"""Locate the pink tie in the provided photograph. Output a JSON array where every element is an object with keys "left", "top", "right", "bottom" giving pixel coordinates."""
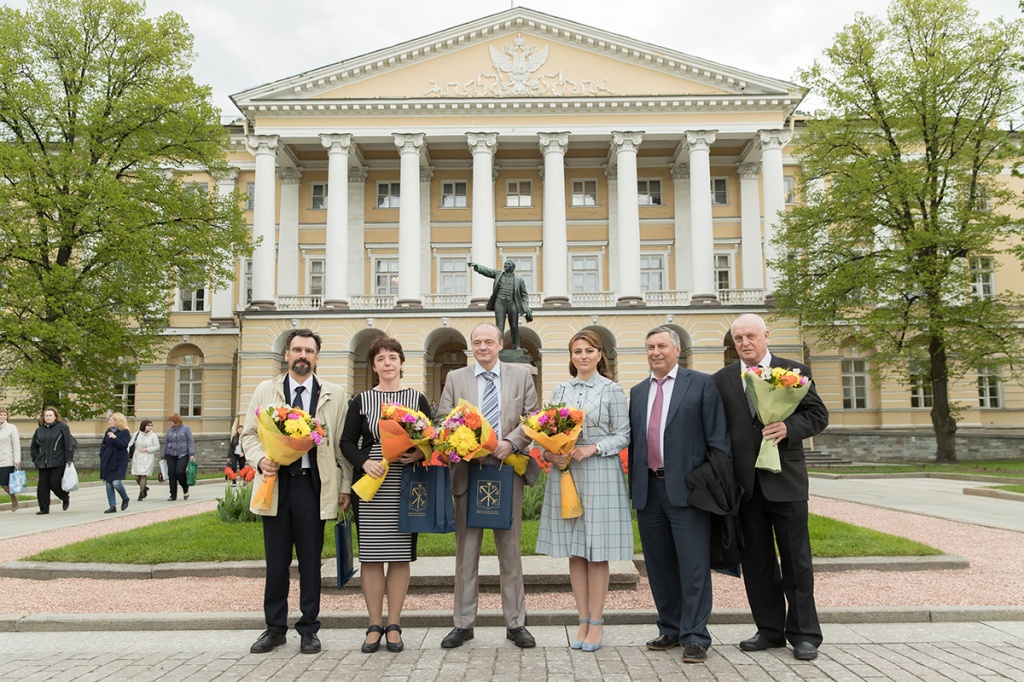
[{"left": 647, "top": 376, "right": 668, "bottom": 471}]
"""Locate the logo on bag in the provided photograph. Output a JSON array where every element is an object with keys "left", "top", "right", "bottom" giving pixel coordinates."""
[
  {"left": 410, "top": 482, "right": 428, "bottom": 512},
  {"left": 476, "top": 479, "right": 502, "bottom": 511}
]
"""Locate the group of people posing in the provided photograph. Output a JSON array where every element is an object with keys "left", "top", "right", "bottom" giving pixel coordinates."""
[
  {"left": 0, "top": 408, "right": 198, "bottom": 515},
  {"left": 243, "top": 313, "right": 829, "bottom": 664}
]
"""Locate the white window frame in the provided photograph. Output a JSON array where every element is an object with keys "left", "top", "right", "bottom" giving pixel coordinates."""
[
  {"left": 638, "top": 179, "right": 662, "bottom": 207},
  {"left": 185, "top": 182, "right": 209, "bottom": 195},
  {"left": 977, "top": 368, "right": 1002, "bottom": 409},
  {"left": 969, "top": 257, "right": 995, "bottom": 301},
  {"left": 909, "top": 359, "right": 933, "bottom": 409},
  {"left": 710, "top": 177, "right": 729, "bottom": 205},
  {"left": 372, "top": 256, "right": 400, "bottom": 295},
  {"left": 506, "top": 180, "right": 532, "bottom": 208},
  {"left": 570, "top": 253, "right": 602, "bottom": 292},
  {"left": 441, "top": 180, "right": 468, "bottom": 208},
  {"left": 841, "top": 358, "right": 869, "bottom": 410},
  {"left": 783, "top": 176, "right": 796, "bottom": 205},
  {"left": 245, "top": 182, "right": 255, "bottom": 210},
  {"left": 178, "top": 287, "right": 206, "bottom": 312},
  {"left": 640, "top": 252, "right": 666, "bottom": 292},
  {"left": 377, "top": 182, "right": 400, "bottom": 209},
  {"left": 241, "top": 258, "right": 253, "bottom": 307},
  {"left": 307, "top": 258, "right": 326, "bottom": 297},
  {"left": 437, "top": 255, "right": 469, "bottom": 294},
  {"left": 116, "top": 373, "right": 137, "bottom": 418},
  {"left": 571, "top": 179, "right": 598, "bottom": 207},
  {"left": 713, "top": 253, "right": 734, "bottom": 292},
  {"left": 176, "top": 356, "right": 203, "bottom": 418},
  {"left": 310, "top": 183, "right": 328, "bottom": 210}
]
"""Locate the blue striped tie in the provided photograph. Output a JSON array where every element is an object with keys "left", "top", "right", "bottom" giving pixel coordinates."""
[{"left": 481, "top": 371, "right": 500, "bottom": 439}]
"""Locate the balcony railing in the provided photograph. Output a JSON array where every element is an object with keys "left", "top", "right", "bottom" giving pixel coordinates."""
[
  {"left": 423, "top": 293, "right": 470, "bottom": 308},
  {"left": 350, "top": 294, "right": 397, "bottom": 310},
  {"left": 718, "top": 288, "right": 767, "bottom": 305},
  {"left": 570, "top": 291, "right": 618, "bottom": 306},
  {"left": 277, "top": 295, "right": 322, "bottom": 310},
  {"left": 643, "top": 290, "right": 693, "bottom": 306}
]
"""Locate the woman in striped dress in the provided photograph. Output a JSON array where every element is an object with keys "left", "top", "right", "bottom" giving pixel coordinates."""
[
  {"left": 535, "top": 329, "right": 631, "bottom": 652},
  {"left": 341, "top": 337, "right": 431, "bottom": 654}
]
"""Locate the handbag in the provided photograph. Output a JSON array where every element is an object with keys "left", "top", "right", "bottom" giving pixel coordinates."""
[
  {"left": 128, "top": 433, "right": 137, "bottom": 458},
  {"left": 158, "top": 459, "right": 168, "bottom": 482},
  {"left": 8, "top": 468, "right": 27, "bottom": 495},
  {"left": 186, "top": 460, "right": 197, "bottom": 486},
  {"left": 398, "top": 464, "right": 456, "bottom": 534},
  {"left": 61, "top": 462, "right": 80, "bottom": 492},
  {"left": 334, "top": 515, "right": 357, "bottom": 588},
  {"left": 465, "top": 462, "right": 514, "bottom": 530}
]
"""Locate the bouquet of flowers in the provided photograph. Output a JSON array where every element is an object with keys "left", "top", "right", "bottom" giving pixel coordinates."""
[
  {"left": 744, "top": 366, "right": 813, "bottom": 473},
  {"left": 521, "top": 403, "right": 585, "bottom": 519},
  {"left": 431, "top": 399, "right": 497, "bottom": 466},
  {"left": 352, "top": 403, "right": 437, "bottom": 502},
  {"left": 251, "top": 404, "right": 326, "bottom": 510}
]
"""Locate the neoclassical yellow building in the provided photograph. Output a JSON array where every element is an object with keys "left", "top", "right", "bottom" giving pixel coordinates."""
[{"left": 92, "top": 7, "right": 1022, "bottom": 459}]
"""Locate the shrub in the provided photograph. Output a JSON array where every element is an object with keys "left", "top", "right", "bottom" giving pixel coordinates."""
[
  {"left": 216, "top": 482, "right": 259, "bottom": 523},
  {"left": 522, "top": 471, "right": 547, "bottom": 521}
]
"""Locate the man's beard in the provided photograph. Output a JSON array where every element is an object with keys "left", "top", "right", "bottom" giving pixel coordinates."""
[{"left": 291, "top": 360, "right": 312, "bottom": 376}]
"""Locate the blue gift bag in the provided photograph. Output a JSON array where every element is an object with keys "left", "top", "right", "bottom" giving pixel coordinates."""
[
  {"left": 8, "top": 469, "right": 27, "bottom": 495},
  {"left": 465, "top": 462, "right": 514, "bottom": 530},
  {"left": 334, "top": 515, "right": 357, "bottom": 589},
  {"left": 399, "top": 464, "right": 456, "bottom": 534}
]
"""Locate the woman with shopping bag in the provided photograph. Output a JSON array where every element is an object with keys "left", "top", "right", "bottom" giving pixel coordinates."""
[
  {"left": 162, "top": 413, "right": 195, "bottom": 501},
  {"left": 29, "top": 406, "right": 74, "bottom": 515},
  {"left": 129, "top": 420, "right": 159, "bottom": 501},
  {"left": 0, "top": 407, "right": 22, "bottom": 511}
]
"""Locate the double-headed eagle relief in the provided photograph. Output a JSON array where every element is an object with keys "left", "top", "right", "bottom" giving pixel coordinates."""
[{"left": 424, "top": 34, "right": 613, "bottom": 98}]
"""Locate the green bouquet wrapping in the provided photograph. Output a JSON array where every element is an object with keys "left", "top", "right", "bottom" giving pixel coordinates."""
[{"left": 744, "top": 366, "right": 813, "bottom": 474}]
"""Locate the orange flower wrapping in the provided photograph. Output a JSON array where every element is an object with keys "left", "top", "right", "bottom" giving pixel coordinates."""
[
  {"left": 251, "top": 409, "right": 316, "bottom": 511},
  {"left": 378, "top": 419, "right": 433, "bottom": 461}
]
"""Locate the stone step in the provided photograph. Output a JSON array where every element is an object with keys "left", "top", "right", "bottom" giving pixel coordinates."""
[{"left": 805, "top": 449, "right": 854, "bottom": 466}]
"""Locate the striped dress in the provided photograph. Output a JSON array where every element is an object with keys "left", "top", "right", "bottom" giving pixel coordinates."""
[
  {"left": 340, "top": 388, "right": 430, "bottom": 563},
  {"left": 535, "top": 374, "right": 633, "bottom": 562}
]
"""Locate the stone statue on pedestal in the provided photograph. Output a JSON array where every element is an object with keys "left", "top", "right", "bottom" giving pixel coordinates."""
[{"left": 468, "top": 260, "right": 533, "bottom": 350}]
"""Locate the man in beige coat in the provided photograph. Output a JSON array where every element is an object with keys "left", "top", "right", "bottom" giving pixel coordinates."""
[
  {"left": 242, "top": 328, "right": 353, "bottom": 655},
  {"left": 437, "top": 323, "right": 541, "bottom": 649}
]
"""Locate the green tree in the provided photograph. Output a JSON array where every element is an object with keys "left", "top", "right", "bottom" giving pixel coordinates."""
[
  {"left": 774, "top": 0, "right": 1024, "bottom": 462},
  {"left": 0, "top": 0, "right": 249, "bottom": 419}
]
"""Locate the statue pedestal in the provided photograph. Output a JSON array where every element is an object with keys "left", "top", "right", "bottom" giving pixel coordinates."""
[{"left": 499, "top": 348, "right": 532, "bottom": 364}]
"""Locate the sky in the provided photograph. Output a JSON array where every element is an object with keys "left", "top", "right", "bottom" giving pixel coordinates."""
[{"left": 3, "top": 0, "right": 1023, "bottom": 117}]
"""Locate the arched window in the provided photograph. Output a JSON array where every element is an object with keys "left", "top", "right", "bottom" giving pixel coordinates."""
[{"left": 169, "top": 345, "right": 204, "bottom": 417}]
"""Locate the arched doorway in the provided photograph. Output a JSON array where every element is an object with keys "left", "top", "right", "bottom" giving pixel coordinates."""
[
  {"left": 350, "top": 328, "right": 388, "bottom": 395},
  {"left": 423, "top": 327, "right": 469, "bottom": 404}
]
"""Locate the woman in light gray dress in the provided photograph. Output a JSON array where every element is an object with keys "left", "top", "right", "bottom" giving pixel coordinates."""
[{"left": 535, "top": 329, "right": 631, "bottom": 651}]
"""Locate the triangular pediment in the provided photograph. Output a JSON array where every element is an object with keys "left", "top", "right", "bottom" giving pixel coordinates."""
[{"left": 232, "top": 7, "right": 801, "bottom": 108}]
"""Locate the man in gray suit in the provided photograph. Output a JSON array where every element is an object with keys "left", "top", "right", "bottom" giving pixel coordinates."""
[
  {"left": 628, "top": 326, "right": 732, "bottom": 664},
  {"left": 436, "top": 322, "right": 541, "bottom": 649}
]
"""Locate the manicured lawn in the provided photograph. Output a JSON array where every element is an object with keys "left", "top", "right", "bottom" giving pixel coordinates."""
[
  {"left": 994, "top": 485, "right": 1024, "bottom": 495},
  {"left": 25, "top": 511, "right": 940, "bottom": 563},
  {"left": 809, "top": 459, "right": 1024, "bottom": 478}
]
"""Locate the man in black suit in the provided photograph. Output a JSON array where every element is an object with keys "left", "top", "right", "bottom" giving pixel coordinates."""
[
  {"left": 628, "top": 326, "right": 732, "bottom": 664},
  {"left": 712, "top": 314, "right": 829, "bottom": 661}
]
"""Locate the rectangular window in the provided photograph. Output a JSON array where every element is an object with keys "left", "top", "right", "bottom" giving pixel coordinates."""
[
  {"left": 177, "top": 365, "right": 202, "bottom": 417},
  {"left": 571, "top": 180, "right": 598, "bottom": 207},
  {"left": 117, "top": 375, "right": 136, "bottom": 418},
  {"left": 185, "top": 182, "right": 209, "bottom": 195},
  {"left": 638, "top": 179, "right": 662, "bottom": 206},
  {"left": 308, "top": 259, "right": 325, "bottom": 297},
  {"left": 245, "top": 182, "right": 255, "bottom": 210},
  {"left": 969, "top": 257, "right": 994, "bottom": 301},
  {"left": 439, "top": 258, "right": 468, "bottom": 294},
  {"left": 179, "top": 288, "right": 206, "bottom": 312},
  {"left": 503, "top": 255, "right": 535, "bottom": 292},
  {"left": 842, "top": 359, "right": 868, "bottom": 409},
  {"left": 311, "top": 183, "right": 328, "bottom": 210},
  {"left": 710, "top": 177, "right": 728, "bottom": 205},
  {"left": 640, "top": 254, "right": 664, "bottom": 291},
  {"left": 243, "top": 259, "right": 253, "bottom": 306},
  {"left": 375, "top": 258, "right": 399, "bottom": 295},
  {"left": 783, "top": 176, "right": 796, "bottom": 205},
  {"left": 377, "top": 182, "right": 400, "bottom": 209},
  {"left": 571, "top": 255, "right": 600, "bottom": 292},
  {"left": 978, "top": 368, "right": 1001, "bottom": 409},
  {"left": 714, "top": 254, "right": 732, "bottom": 292},
  {"left": 441, "top": 181, "right": 468, "bottom": 208},
  {"left": 909, "top": 359, "right": 933, "bottom": 408},
  {"left": 506, "top": 180, "right": 532, "bottom": 207}
]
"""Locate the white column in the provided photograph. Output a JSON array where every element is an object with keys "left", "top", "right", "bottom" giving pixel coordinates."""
[
  {"left": 605, "top": 165, "right": 619, "bottom": 294},
  {"left": 394, "top": 133, "right": 424, "bottom": 308},
  {"left": 670, "top": 163, "right": 692, "bottom": 292},
  {"left": 468, "top": 132, "right": 498, "bottom": 305},
  {"left": 686, "top": 130, "right": 717, "bottom": 304},
  {"left": 348, "top": 167, "right": 368, "bottom": 295},
  {"left": 275, "top": 167, "right": 302, "bottom": 297},
  {"left": 320, "top": 133, "right": 352, "bottom": 309},
  {"left": 738, "top": 162, "right": 765, "bottom": 290},
  {"left": 539, "top": 132, "right": 570, "bottom": 306},
  {"left": 758, "top": 129, "right": 791, "bottom": 293},
  {"left": 611, "top": 131, "right": 644, "bottom": 306},
  {"left": 420, "top": 166, "right": 433, "bottom": 298},
  {"left": 247, "top": 134, "right": 279, "bottom": 310},
  {"left": 210, "top": 168, "right": 238, "bottom": 325}
]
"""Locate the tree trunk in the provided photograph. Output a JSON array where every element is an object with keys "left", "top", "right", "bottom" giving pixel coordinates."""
[{"left": 928, "top": 336, "right": 958, "bottom": 463}]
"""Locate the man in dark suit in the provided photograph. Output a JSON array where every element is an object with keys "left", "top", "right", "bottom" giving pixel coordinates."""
[
  {"left": 628, "top": 326, "right": 732, "bottom": 664},
  {"left": 469, "top": 260, "right": 533, "bottom": 350},
  {"left": 436, "top": 322, "right": 541, "bottom": 649},
  {"left": 712, "top": 314, "right": 829, "bottom": 661}
]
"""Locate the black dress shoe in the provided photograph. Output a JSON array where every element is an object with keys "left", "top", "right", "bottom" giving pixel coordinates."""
[
  {"left": 300, "top": 632, "right": 321, "bottom": 654},
  {"left": 793, "top": 641, "right": 818, "bottom": 660},
  {"left": 36, "top": 510, "right": 49, "bottom": 515},
  {"left": 104, "top": 507, "right": 116, "bottom": 514},
  {"left": 440, "top": 627, "right": 473, "bottom": 649},
  {"left": 739, "top": 633, "right": 787, "bottom": 652},
  {"left": 384, "top": 624, "right": 404, "bottom": 652},
  {"left": 506, "top": 626, "right": 536, "bottom": 648},
  {"left": 249, "top": 629, "right": 287, "bottom": 654},
  {"left": 362, "top": 624, "right": 384, "bottom": 653},
  {"left": 62, "top": 498, "right": 69, "bottom": 511},
  {"left": 121, "top": 498, "right": 129, "bottom": 511},
  {"left": 682, "top": 642, "right": 708, "bottom": 663},
  {"left": 646, "top": 634, "right": 680, "bottom": 650}
]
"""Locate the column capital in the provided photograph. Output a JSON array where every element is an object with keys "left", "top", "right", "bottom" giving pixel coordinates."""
[
  {"left": 756, "top": 129, "right": 791, "bottom": 151},
  {"left": 538, "top": 132, "right": 570, "bottom": 155},
  {"left": 683, "top": 130, "right": 717, "bottom": 151},
  {"left": 737, "top": 162, "right": 762, "bottom": 179},
  {"left": 320, "top": 133, "right": 353, "bottom": 154},
  {"left": 393, "top": 132, "right": 425, "bottom": 154},
  {"left": 276, "top": 167, "right": 303, "bottom": 184},
  {"left": 349, "top": 166, "right": 369, "bottom": 183},
  {"left": 247, "top": 134, "right": 280, "bottom": 156},
  {"left": 466, "top": 132, "right": 498, "bottom": 155},
  {"left": 604, "top": 164, "right": 618, "bottom": 180},
  {"left": 669, "top": 163, "right": 690, "bottom": 179},
  {"left": 610, "top": 131, "right": 644, "bottom": 152},
  {"left": 213, "top": 166, "right": 239, "bottom": 186},
  {"left": 419, "top": 166, "right": 435, "bottom": 182}
]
